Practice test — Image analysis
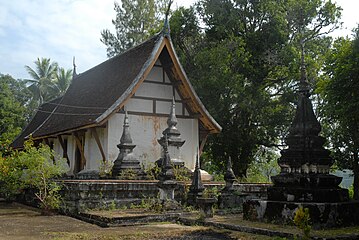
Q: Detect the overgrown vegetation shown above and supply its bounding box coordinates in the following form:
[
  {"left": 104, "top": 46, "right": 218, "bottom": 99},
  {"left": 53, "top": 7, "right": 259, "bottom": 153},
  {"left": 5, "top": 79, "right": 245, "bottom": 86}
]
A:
[
  {"left": 293, "top": 207, "right": 311, "bottom": 240},
  {"left": 98, "top": 160, "right": 113, "bottom": 178},
  {"left": 117, "top": 168, "right": 137, "bottom": 180},
  {"left": 143, "top": 162, "right": 161, "bottom": 180},
  {"left": 0, "top": 140, "right": 68, "bottom": 213},
  {"left": 173, "top": 165, "right": 191, "bottom": 182}
]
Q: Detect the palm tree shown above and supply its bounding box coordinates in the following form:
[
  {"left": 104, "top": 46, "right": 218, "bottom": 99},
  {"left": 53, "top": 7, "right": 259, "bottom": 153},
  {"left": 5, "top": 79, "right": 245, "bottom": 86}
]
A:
[
  {"left": 55, "top": 67, "right": 73, "bottom": 95},
  {"left": 25, "top": 58, "right": 58, "bottom": 105}
]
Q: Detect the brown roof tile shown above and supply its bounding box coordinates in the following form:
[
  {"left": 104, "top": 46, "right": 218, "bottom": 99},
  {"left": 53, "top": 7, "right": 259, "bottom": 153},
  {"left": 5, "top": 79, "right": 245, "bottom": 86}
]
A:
[
  {"left": 13, "top": 33, "right": 221, "bottom": 148},
  {"left": 11, "top": 97, "right": 61, "bottom": 149},
  {"left": 31, "top": 34, "right": 162, "bottom": 138}
]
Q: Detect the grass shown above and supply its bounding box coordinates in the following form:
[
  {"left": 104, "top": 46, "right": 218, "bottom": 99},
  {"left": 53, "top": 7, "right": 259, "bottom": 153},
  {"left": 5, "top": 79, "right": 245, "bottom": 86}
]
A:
[
  {"left": 211, "top": 214, "right": 359, "bottom": 238},
  {"left": 3, "top": 201, "right": 359, "bottom": 239}
]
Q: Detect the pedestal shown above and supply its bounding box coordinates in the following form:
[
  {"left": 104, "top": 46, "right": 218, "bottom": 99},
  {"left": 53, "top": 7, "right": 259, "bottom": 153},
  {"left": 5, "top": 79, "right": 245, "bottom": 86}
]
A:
[
  {"left": 218, "top": 191, "right": 249, "bottom": 210},
  {"left": 197, "top": 197, "right": 216, "bottom": 218},
  {"left": 158, "top": 180, "right": 176, "bottom": 200},
  {"left": 158, "top": 180, "right": 181, "bottom": 211},
  {"left": 243, "top": 199, "right": 359, "bottom": 229}
]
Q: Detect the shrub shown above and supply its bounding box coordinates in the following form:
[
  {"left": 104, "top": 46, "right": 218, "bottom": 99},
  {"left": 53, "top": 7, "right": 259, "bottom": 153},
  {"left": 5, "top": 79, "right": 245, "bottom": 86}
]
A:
[
  {"left": 117, "top": 168, "right": 137, "bottom": 180},
  {"left": 293, "top": 206, "right": 311, "bottom": 240},
  {"left": 143, "top": 162, "right": 161, "bottom": 180},
  {"left": 0, "top": 140, "right": 68, "bottom": 213},
  {"left": 0, "top": 149, "right": 26, "bottom": 200},
  {"left": 99, "top": 160, "right": 113, "bottom": 178}
]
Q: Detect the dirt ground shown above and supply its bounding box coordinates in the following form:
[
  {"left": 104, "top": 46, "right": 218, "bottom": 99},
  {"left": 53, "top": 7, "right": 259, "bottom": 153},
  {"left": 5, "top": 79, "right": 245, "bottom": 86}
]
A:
[{"left": 0, "top": 202, "right": 273, "bottom": 240}]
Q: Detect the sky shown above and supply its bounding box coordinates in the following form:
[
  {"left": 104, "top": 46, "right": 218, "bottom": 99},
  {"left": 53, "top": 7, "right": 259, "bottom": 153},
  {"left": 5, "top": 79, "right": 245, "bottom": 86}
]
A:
[{"left": 1, "top": 0, "right": 358, "bottom": 80}]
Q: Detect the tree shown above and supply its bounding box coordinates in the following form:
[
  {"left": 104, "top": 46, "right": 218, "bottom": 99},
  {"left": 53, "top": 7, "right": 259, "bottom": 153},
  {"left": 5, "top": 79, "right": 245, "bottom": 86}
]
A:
[
  {"left": 170, "top": 0, "right": 341, "bottom": 177},
  {"left": 180, "top": 0, "right": 295, "bottom": 177},
  {"left": 55, "top": 67, "right": 73, "bottom": 95},
  {"left": 25, "top": 58, "right": 73, "bottom": 107},
  {"left": 169, "top": 6, "right": 202, "bottom": 73},
  {"left": 0, "top": 74, "right": 29, "bottom": 143},
  {"left": 101, "top": 0, "right": 170, "bottom": 57},
  {"left": 318, "top": 27, "right": 359, "bottom": 199},
  {"left": 25, "top": 58, "right": 59, "bottom": 105}
]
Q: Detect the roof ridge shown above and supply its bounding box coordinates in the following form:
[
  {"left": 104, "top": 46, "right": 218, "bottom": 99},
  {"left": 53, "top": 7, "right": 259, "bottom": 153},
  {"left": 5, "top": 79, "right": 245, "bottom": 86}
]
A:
[
  {"left": 74, "top": 34, "right": 162, "bottom": 79},
  {"left": 95, "top": 34, "right": 165, "bottom": 124}
]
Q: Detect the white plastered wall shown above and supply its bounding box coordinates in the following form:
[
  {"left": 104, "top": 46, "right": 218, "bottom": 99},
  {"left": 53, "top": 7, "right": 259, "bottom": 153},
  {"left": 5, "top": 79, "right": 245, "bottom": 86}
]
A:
[
  {"left": 83, "top": 129, "right": 106, "bottom": 170},
  {"left": 107, "top": 113, "right": 198, "bottom": 170},
  {"left": 51, "top": 135, "right": 75, "bottom": 175}
]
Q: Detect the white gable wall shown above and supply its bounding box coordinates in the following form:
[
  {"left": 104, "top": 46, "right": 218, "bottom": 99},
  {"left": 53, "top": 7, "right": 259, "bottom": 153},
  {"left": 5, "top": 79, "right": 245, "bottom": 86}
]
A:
[
  {"left": 107, "top": 113, "right": 198, "bottom": 170},
  {"left": 105, "top": 60, "right": 199, "bottom": 170}
]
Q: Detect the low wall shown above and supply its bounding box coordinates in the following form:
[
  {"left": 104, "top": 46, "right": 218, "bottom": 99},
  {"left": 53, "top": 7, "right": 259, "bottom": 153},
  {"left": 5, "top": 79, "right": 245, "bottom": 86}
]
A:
[{"left": 60, "top": 180, "right": 270, "bottom": 212}]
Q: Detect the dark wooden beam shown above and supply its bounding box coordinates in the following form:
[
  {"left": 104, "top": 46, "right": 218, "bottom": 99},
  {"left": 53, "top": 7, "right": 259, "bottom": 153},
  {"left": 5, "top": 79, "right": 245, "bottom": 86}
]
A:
[
  {"left": 91, "top": 128, "right": 106, "bottom": 163},
  {"left": 57, "top": 135, "right": 70, "bottom": 165},
  {"left": 44, "top": 138, "right": 50, "bottom": 146},
  {"left": 199, "top": 132, "right": 209, "bottom": 156},
  {"left": 73, "top": 132, "right": 86, "bottom": 170}
]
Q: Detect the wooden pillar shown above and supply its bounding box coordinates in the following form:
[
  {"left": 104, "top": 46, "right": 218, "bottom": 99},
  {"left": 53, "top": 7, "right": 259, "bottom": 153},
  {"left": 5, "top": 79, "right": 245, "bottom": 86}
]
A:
[
  {"left": 44, "top": 138, "right": 50, "bottom": 146},
  {"left": 91, "top": 128, "right": 106, "bottom": 163},
  {"left": 57, "top": 135, "right": 70, "bottom": 165},
  {"left": 73, "top": 132, "right": 86, "bottom": 171}
]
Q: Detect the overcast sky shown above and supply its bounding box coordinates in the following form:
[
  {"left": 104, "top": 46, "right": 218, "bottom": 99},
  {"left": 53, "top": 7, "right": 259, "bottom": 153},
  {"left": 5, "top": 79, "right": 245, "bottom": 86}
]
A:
[{"left": 1, "top": 0, "right": 358, "bottom": 80}]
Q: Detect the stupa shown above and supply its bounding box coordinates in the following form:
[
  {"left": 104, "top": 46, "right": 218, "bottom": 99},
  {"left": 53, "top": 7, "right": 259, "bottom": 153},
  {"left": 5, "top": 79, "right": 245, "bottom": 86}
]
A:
[
  {"left": 157, "top": 97, "right": 186, "bottom": 168},
  {"left": 243, "top": 43, "right": 359, "bottom": 228},
  {"left": 112, "top": 111, "right": 146, "bottom": 179}
]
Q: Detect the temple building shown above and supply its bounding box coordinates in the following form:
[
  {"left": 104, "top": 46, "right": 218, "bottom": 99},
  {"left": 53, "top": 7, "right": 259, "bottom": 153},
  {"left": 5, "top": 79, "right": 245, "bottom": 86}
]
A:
[{"left": 11, "top": 28, "right": 221, "bottom": 176}]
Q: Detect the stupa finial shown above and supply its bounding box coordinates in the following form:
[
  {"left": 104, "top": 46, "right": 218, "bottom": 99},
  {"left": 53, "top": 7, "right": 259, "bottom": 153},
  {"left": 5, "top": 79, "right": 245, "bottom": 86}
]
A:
[
  {"left": 195, "top": 148, "right": 202, "bottom": 170},
  {"left": 120, "top": 111, "right": 133, "bottom": 144},
  {"left": 298, "top": 39, "right": 310, "bottom": 96},
  {"left": 167, "top": 96, "right": 177, "bottom": 128},
  {"left": 72, "top": 56, "right": 77, "bottom": 79}
]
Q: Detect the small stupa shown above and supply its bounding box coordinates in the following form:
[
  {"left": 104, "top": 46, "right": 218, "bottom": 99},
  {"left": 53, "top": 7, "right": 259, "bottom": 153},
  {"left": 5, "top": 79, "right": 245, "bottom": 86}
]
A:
[
  {"left": 112, "top": 111, "right": 146, "bottom": 179},
  {"left": 157, "top": 134, "right": 180, "bottom": 210},
  {"left": 187, "top": 152, "right": 205, "bottom": 206},
  {"left": 158, "top": 97, "right": 186, "bottom": 168}
]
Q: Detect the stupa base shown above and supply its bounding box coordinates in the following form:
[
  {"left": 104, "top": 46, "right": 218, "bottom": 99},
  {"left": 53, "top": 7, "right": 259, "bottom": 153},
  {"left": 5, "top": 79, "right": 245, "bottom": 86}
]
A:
[{"left": 243, "top": 199, "right": 359, "bottom": 229}]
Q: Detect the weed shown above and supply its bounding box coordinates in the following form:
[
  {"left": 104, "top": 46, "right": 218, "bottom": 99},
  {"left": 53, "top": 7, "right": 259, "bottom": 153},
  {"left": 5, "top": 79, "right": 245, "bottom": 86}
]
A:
[
  {"left": 117, "top": 168, "right": 137, "bottom": 180},
  {"left": 293, "top": 206, "right": 311, "bottom": 240},
  {"left": 99, "top": 160, "right": 113, "bottom": 178}
]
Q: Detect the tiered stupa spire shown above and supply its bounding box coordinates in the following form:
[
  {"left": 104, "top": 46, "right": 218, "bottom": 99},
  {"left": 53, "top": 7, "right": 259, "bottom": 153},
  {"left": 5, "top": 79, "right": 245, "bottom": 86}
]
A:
[
  {"left": 187, "top": 151, "right": 205, "bottom": 206},
  {"left": 269, "top": 39, "right": 348, "bottom": 203},
  {"left": 223, "top": 156, "right": 236, "bottom": 191},
  {"left": 158, "top": 97, "right": 185, "bottom": 167}
]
